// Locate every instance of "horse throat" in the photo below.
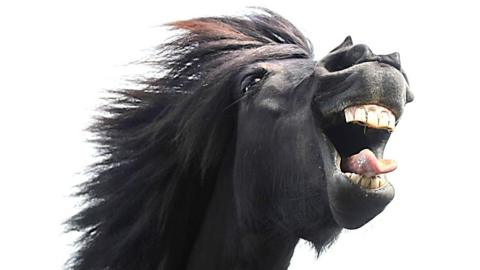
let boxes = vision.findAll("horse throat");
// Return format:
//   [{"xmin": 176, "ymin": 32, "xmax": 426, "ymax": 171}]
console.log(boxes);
[{"xmin": 186, "ymin": 153, "xmax": 299, "ymax": 270}]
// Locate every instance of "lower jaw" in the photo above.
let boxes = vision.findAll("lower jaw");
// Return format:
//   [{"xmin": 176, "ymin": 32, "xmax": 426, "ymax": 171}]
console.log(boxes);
[
  {"xmin": 319, "ymin": 132, "xmax": 396, "ymax": 229},
  {"xmin": 328, "ymin": 172, "xmax": 395, "ymax": 229}
]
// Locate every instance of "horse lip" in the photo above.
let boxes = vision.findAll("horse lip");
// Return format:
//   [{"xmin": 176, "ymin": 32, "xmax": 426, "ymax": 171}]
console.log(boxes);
[
  {"xmin": 327, "ymin": 171, "xmax": 395, "ymax": 229},
  {"xmin": 355, "ymin": 58, "xmax": 409, "ymax": 86},
  {"xmin": 313, "ymin": 61, "xmax": 408, "ymax": 121}
]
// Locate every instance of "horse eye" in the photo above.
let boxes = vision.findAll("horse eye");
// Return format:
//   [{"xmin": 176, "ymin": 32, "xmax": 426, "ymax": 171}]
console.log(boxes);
[
  {"xmin": 241, "ymin": 70, "xmax": 267, "ymax": 93},
  {"xmin": 243, "ymin": 77, "xmax": 261, "ymax": 92}
]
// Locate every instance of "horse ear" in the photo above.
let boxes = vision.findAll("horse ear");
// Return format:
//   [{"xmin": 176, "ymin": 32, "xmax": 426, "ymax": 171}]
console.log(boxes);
[{"xmin": 330, "ymin": 36, "xmax": 353, "ymax": 52}]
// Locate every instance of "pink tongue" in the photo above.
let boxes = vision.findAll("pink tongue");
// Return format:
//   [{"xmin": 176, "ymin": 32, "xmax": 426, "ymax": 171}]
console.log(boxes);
[{"xmin": 341, "ymin": 149, "xmax": 397, "ymax": 177}]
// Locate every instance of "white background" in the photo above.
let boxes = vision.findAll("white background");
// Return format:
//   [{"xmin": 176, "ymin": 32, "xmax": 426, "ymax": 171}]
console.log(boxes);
[{"xmin": 1, "ymin": 1, "xmax": 479, "ymax": 269}]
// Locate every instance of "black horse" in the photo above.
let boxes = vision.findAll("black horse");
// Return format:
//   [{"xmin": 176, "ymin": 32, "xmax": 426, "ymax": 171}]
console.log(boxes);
[{"xmin": 68, "ymin": 9, "xmax": 413, "ymax": 270}]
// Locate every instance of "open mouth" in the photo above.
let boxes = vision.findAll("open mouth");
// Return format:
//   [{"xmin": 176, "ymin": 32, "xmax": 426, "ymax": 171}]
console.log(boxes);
[
  {"xmin": 314, "ymin": 38, "xmax": 411, "ymax": 229},
  {"xmin": 323, "ymin": 104, "xmax": 397, "ymax": 190}
]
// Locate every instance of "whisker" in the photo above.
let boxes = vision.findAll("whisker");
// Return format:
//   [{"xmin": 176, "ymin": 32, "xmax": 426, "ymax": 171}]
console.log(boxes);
[{"xmin": 223, "ymin": 94, "xmax": 250, "ymax": 112}]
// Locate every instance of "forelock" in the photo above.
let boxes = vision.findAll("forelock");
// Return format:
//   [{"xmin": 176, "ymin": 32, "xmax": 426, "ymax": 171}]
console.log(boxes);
[{"xmin": 147, "ymin": 9, "xmax": 313, "ymax": 91}]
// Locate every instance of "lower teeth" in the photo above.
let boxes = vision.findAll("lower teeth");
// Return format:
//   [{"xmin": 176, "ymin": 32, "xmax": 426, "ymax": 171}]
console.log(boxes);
[{"xmin": 344, "ymin": 173, "xmax": 386, "ymax": 189}]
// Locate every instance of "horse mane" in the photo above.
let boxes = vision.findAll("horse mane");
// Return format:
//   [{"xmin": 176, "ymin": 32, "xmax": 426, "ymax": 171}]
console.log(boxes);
[{"xmin": 68, "ymin": 9, "xmax": 313, "ymax": 270}]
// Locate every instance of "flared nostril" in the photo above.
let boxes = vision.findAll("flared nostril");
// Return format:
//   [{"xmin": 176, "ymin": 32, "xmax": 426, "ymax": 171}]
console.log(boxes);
[
  {"xmin": 347, "ymin": 44, "xmax": 374, "ymax": 63},
  {"xmin": 387, "ymin": 52, "xmax": 401, "ymax": 64},
  {"xmin": 380, "ymin": 52, "xmax": 402, "ymax": 70},
  {"xmin": 330, "ymin": 36, "xmax": 353, "ymax": 52},
  {"xmin": 406, "ymin": 87, "xmax": 415, "ymax": 103}
]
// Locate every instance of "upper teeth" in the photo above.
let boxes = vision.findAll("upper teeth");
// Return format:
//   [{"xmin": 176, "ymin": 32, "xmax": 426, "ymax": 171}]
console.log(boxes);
[{"xmin": 344, "ymin": 104, "xmax": 396, "ymax": 131}]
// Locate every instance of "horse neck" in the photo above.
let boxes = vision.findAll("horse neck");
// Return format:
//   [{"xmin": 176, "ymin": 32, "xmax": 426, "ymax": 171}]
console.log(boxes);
[{"xmin": 186, "ymin": 153, "xmax": 299, "ymax": 270}]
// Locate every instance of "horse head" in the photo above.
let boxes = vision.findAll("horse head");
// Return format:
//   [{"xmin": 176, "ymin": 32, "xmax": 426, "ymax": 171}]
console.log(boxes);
[{"xmin": 69, "ymin": 9, "xmax": 413, "ymax": 270}]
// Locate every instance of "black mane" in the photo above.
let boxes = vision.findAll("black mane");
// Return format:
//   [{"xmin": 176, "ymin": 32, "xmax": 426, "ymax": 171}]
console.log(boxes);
[{"xmin": 68, "ymin": 9, "xmax": 313, "ymax": 270}]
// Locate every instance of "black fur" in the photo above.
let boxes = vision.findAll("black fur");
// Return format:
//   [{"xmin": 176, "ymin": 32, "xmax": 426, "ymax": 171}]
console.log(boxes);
[
  {"xmin": 68, "ymin": 8, "xmax": 412, "ymax": 270},
  {"xmin": 67, "ymin": 9, "xmax": 338, "ymax": 270}
]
